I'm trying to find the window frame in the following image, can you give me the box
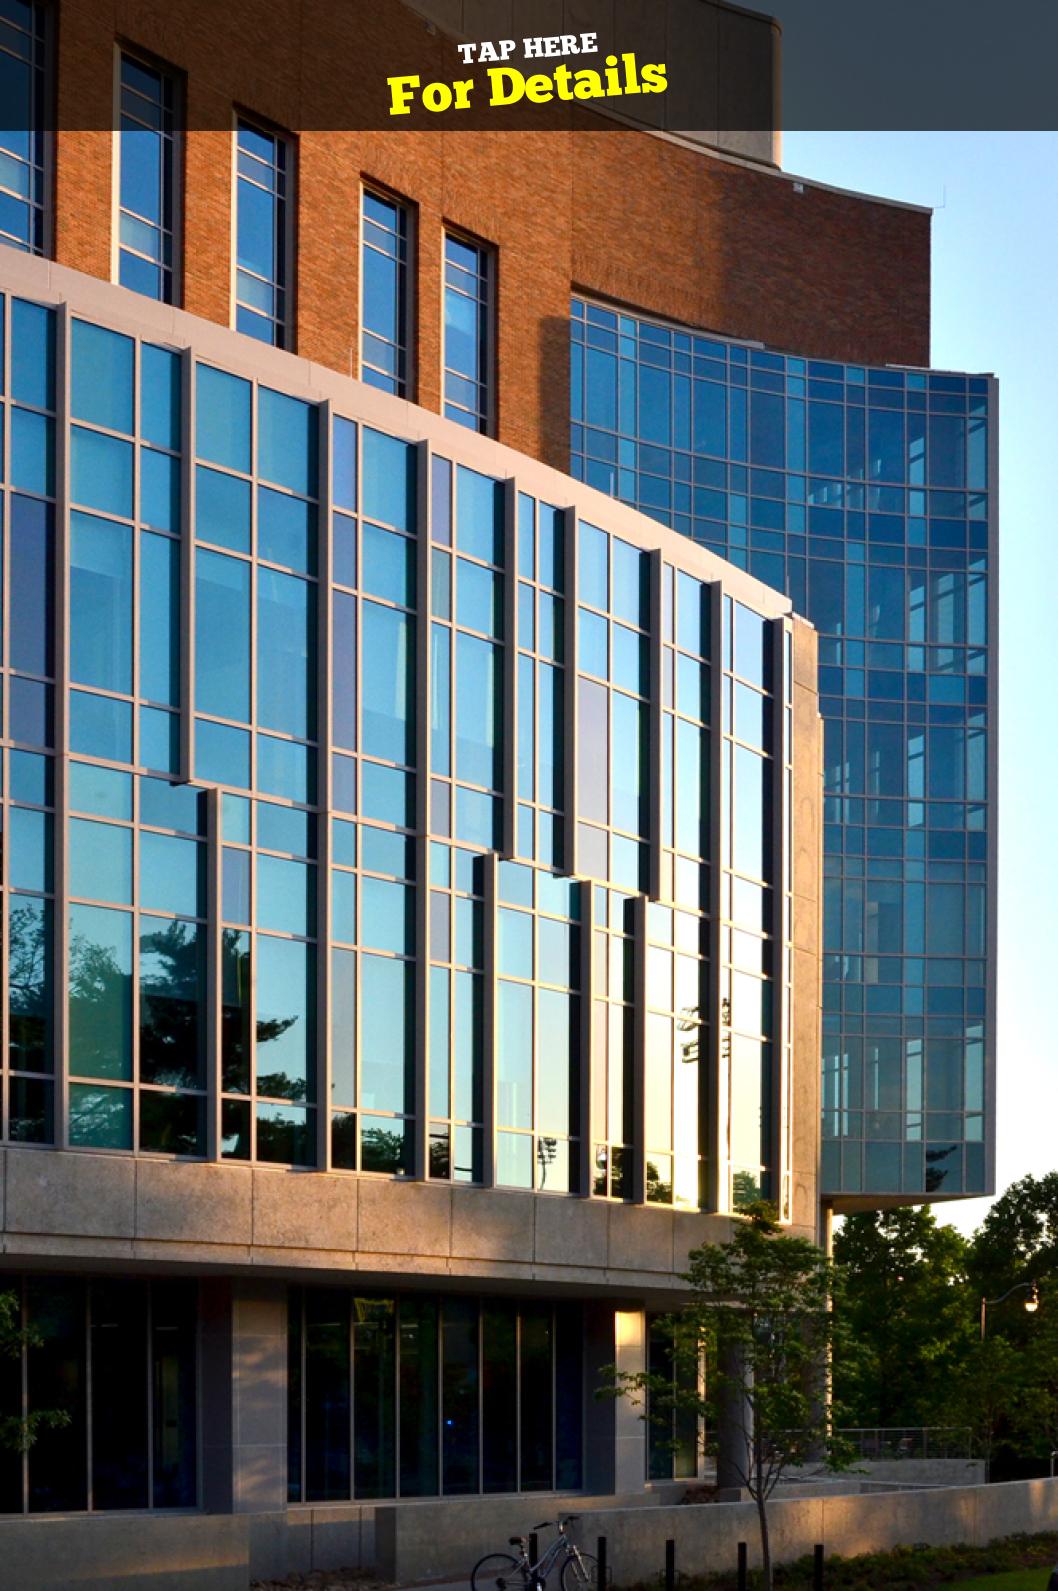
[230,109,296,351]
[110,42,184,306]
[358,179,415,401]
[0,0,53,258]
[442,226,496,438]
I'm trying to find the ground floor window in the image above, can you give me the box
[288,1289,584,1501]
[646,1313,699,1481]
[0,1276,197,1513]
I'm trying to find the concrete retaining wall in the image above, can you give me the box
[0,1513,248,1590]
[374,1477,1058,1585]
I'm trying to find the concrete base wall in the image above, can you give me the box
[374,1477,1058,1585]
[0,1514,248,1591]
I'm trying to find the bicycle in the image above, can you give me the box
[471,1514,601,1591]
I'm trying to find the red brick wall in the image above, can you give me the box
[52,0,931,474]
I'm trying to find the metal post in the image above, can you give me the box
[814,1542,824,1590]
[529,1533,538,1568]
[664,1538,675,1591]
[737,1541,747,1591]
[597,1536,608,1589]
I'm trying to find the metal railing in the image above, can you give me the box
[837,1426,974,1461]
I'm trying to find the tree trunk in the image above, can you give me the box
[756,1485,773,1591]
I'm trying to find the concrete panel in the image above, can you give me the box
[672,1211,733,1274]
[451,1186,534,1263]
[6,1149,136,1239]
[310,1507,364,1570]
[607,1204,675,1274]
[0,1512,247,1590]
[357,1179,452,1257]
[136,1159,253,1246]
[973,1476,1058,1543]
[253,1167,358,1252]
[534,1190,609,1270]
[823,1486,975,1555]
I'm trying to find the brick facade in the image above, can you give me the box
[53,0,930,473]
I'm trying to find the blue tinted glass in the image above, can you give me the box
[259,487,315,572]
[579,523,608,609]
[456,466,503,564]
[141,777,206,835]
[11,406,53,495]
[612,538,647,628]
[455,786,500,849]
[140,532,179,706]
[69,1085,132,1148]
[333,416,357,511]
[196,365,251,473]
[332,818,357,867]
[141,344,181,449]
[71,427,134,518]
[257,569,314,739]
[70,511,133,693]
[456,560,501,636]
[9,493,53,675]
[257,854,315,937]
[360,953,411,1113]
[257,735,314,804]
[455,633,500,789]
[140,707,179,774]
[499,909,532,978]
[68,903,133,1081]
[734,603,766,688]
[362,521,414,606]
[362,762,413,827]
[195,550,250,721]
[10,750,52,806]
[69,760,133,819]
[71,321,134,433]
[360,876,411,954]
[69,691,132,762]
[194,719,250,787]
[578,610,607,677]
[332,868,357,943]
[257,801,312,855]
[362,603,414,764]
[259,388,318,497]
[255,936,315,1097]
[70,818,132,903]
[360,825,412,878]
[196,466,250,552]
[140,447,179,531]
[11,299,54,409]
[363,428,415,533]
[8,806,51,891]
[140,832,203,917]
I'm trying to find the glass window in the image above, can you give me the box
[362,603,414,765]
[0,0,47,254]
[444,233,491,434]
[69,904,133,1081]
[196,467,251,553]
[235,118,291,347]
[255,935,314,1101]
[363,429,416,533]
[70,512,133,694]
[257,569,315,740]
[71,428,134,518]
[118,53,178,302]
[361,188,410,396]
[196,365,251,473]
[71,322,134,433]
[195,550,250,722]
[140,921,206,1089]
[259,387,318,497]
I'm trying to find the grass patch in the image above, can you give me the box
[950,1576,1053,1590]
[632,1532,1058,1591]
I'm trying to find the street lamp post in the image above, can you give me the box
[980,1280,1039,1341]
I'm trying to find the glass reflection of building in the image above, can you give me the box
[571,298,995,1200]
[0,264,817,1512]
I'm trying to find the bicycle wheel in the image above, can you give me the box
[561,1551,601,1591]
[472,1553,529,1591]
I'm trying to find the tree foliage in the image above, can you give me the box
[0,1291,71,1455]
[610,1203,859,1591]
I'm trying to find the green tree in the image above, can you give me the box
[609,1203,857,1591]
[833,1207,975,1430]
[0,1291,70,1455]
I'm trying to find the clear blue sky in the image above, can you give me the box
[783,133,1058,1235]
